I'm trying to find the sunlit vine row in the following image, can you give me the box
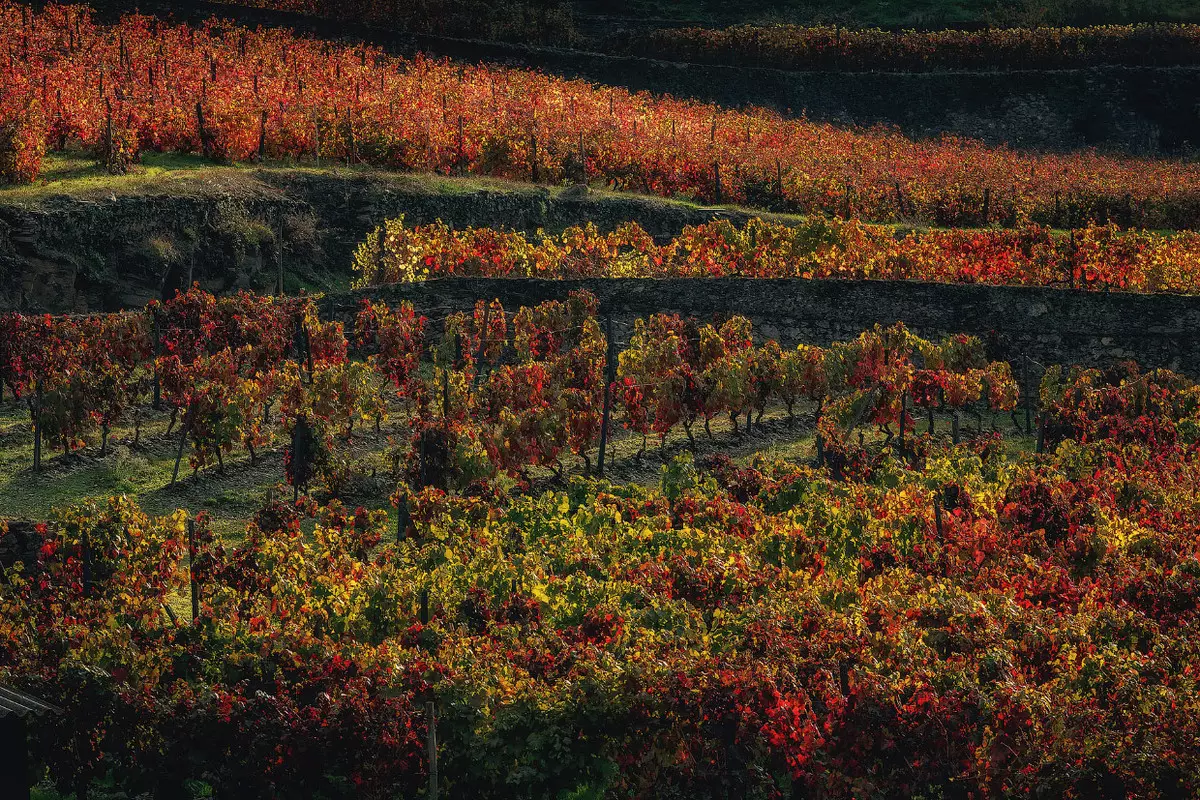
[1,287,1017,494]
[3,4,1200,227]
[354,215,1200,293]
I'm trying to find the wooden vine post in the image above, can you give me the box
[814,398,825,467]
[151,310,162,410]
[187,517,199,622]
[1022,355,1033,435]
[80,525,92,599]
[597,316,615,478]
[32,381,42,472]
[456,115,464,171]
[529,129,538,182]
[194,102,208,159]
[934,497,946,575]
[396,490,410,542]
[420,588,439,799]
[258,110,267,161]
[170,402,194,486]
[277,216,285,296]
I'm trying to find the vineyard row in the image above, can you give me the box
[216,0,1200,70]
[3,4,1200,228]
[354,215,1200,294]
[0,287,1026,497]
[622,22,1200,72]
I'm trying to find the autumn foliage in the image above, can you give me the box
[2,364,1198,797]
[355,215,1200,293]
[4,4,1200,227]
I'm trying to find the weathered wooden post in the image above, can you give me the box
[419,588,438,798]
[188,517,199,622]
[597,316,615,478]
[396,491,410,542]
[81,525,92,599]
[1022,355,1032,435]
[32,381,42,472]
[258,110,267,161]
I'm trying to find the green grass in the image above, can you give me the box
[0,401,279,538]
[0,151,219,200]
[0,150,549,203]
[2,150,814,225]
[1,389,1037,541]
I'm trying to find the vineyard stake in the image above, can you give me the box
[814,398,824,467]
[81,525,92,599]
[396,491,409,542]
[32,381,42,472]
[170,403,194,486]
[898,391,907,459]
[258,110,267,161]
[277,217,285,296]
[151,312,162,409]
[195,102,208,159]
[530,130,538,182]
[187,518,199,622]
[934,497,945,575]
[471,305,491,393]
[426,700,439,800]
[419,434,428,489]
[597,316,615,478]
[418,588,437,797]
[304,320,314,380]
[457,115,464,170]
[1022,355,1032,435]
[313,112,320,167]
[103,100,113,170]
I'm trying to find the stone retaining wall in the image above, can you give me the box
[337,278,1200,375]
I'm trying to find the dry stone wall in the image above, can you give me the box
[341,278,1200,376]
